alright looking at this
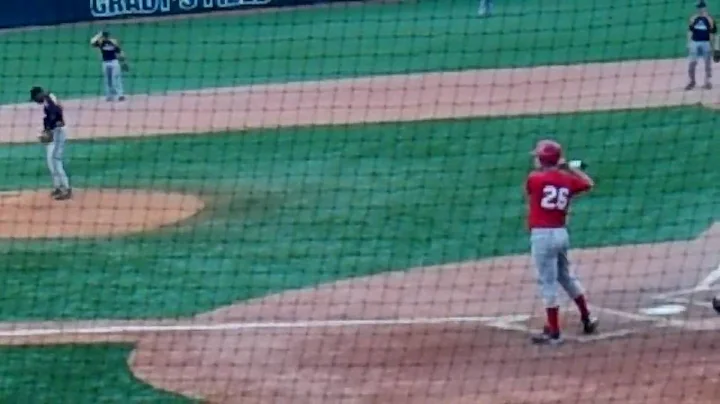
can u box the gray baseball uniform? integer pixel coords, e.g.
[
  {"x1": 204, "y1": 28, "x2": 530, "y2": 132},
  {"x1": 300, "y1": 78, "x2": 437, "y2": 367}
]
[
  {"x1": 42, "y1": 94, "x2": 71, "y2": 192},
  {"x1": 530, "y1": 228, "x2": 584, "y2": 308},
  {"x1": 526, "y1": 169, "x2": 591, "y2": 309},
  {"x1": 526, "y1": 146, "x2": 597, "y2": 343},
  {"x1": 92, "y1": 35, "x2": 125, "y2": 101},
  {"x1": 478, "y1": 0, "x2": 493, "y2": 16},
  {"x1": 102, "y1": 59, "x2": 125, "y2": 100},
  {"x1": 46, "y1": 127, "x2": 70, "y2": 191},
  {"x1": 687, "y1": 13, "x2": 716, "y2": 88}
]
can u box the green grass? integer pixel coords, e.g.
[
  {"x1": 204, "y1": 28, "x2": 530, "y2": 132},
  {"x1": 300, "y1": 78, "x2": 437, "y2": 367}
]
[
  {"x1": 0, "y1": 106, "x2": 716, "y2": 321},
  {"x1": 0, "y1": 0, "x2": 689, "y2": 103},
  {"x1": 0, "y1": 345, "x2": 191, "y2": 403}
]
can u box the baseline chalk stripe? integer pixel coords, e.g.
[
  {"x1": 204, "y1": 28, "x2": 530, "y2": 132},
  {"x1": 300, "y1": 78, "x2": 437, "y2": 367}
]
[
  {"x1": 0, "y1": 315, "x2": 532, "y2": 338},
  {"x1": 695, "y1": 262, "x2": 720, "y2": 291}
]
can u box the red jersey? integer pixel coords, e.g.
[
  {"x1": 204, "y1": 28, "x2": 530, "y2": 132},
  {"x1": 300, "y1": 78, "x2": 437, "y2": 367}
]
[{"x1": 525, "y1": 169, "x2": 591, "y2": 229}]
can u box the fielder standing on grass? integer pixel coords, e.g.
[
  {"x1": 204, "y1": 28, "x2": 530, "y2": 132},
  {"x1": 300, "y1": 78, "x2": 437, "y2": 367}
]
[
  {"x1": 90, "y1": 31, "x2": 129, "y2": 101},
  {"x1": 525, "y1": 139, "x2": 598, "y2": 345},
  {"x1": 30, "y1": 86, "x2": 72, "y2": 201},
  {"x1": 686, "y1": 1, "x2": 720, "y2": 90},
  {"x1": 477, "y1": 0, "x2": 493, "y2": 17}
]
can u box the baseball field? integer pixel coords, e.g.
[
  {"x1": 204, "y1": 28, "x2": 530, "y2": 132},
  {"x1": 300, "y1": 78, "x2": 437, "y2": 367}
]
[{"x1": 0, "y1": 0, "x2": 719, "y2": 402}]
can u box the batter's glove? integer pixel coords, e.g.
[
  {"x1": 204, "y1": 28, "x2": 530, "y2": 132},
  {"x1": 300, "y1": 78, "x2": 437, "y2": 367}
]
[
  {"x1": 713, "y1": 49, "x2": 720, "y2": 63},
  {"x1": 38, "y1": 129, "x2": 53, "y2": 144},
  {"x1": 713, "y1": 296, "x2": 720, "y2": 314},
  {"x1": 558, "y1": 159, "x2": 587, "y2": 170}
]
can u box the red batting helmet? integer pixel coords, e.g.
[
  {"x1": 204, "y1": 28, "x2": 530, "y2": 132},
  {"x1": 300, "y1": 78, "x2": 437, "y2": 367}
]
[{"x1": 531, "y1": 139, "x2": 563, "y2": 166}]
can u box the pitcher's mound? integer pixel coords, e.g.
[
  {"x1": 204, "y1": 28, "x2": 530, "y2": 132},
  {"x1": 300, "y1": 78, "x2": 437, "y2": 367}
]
[{"x1": 0, "y1": 189, "x2": 205, "y2": 239}]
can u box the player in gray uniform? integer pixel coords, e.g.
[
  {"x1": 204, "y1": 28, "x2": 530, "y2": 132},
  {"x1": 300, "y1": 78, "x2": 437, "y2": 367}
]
[
  {"x1": 478, "y1": 0, "x2": 493, "y2": 16},
  {"x1": 526, "y1": 140, "x2": 598, "y2": 345},
  {"x1": 30, "y1": 86, "x2": 72, "y2": 200},
  {"x1": 686, "y1": 1, "x2": 718, "y2": 90},
  {"x1": 90, "y1": 31, "x2": 129, "y2": 101}
]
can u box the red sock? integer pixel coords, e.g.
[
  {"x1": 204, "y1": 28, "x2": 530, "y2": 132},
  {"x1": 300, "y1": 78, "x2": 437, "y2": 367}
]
[
  {"x1": 546, "y1": 307, "x2": 560, "y2": 335},
  {"x1": 574, "y1": 295, "x2": 590, "y2": 319}
]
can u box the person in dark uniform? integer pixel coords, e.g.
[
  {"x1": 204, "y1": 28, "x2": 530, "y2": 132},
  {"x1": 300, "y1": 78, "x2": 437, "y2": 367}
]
[
  {"x1": 687, "y1": 1, "x2": 718, "y2": 90},
  {"x1": 30, "y1": 86, "x2": 72, "y2": 201},
  {"x1": 90, "y1": 31, "x2": 129, "y2": 101}
]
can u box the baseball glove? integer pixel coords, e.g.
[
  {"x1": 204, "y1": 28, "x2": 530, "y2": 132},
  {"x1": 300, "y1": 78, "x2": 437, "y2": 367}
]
[
  {"x1": 713, "y1": 49, "x2": 720, "y2": 63},
  {"x1": 38, "y1": 129, "x2": 53, "y2": 144},
  {"x1": 121, "y1": 61, "x2": 130, "y2": 72}
]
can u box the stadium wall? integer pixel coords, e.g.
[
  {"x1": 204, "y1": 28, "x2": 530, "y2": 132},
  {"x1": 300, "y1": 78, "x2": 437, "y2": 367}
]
[{"x1": 0, "y1": 0, "x2": 365, "y2": 29}]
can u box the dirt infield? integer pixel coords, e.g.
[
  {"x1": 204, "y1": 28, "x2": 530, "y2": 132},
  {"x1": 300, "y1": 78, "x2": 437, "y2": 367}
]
[
  {"x1": 129, "y1": 221, "x2": 720, "y2": 403},
  {"x1": 0, "y1": 58, "x2": 716, "y2": 143},
  {"x1": 0, "y1": 189, "x2": 204, "y2": 238},
  {"x1": 0, "y1": 222, "x2": 716, "y2": 402},
  {"x1": 0, "y1": 58, "x2": 719, "y2": 402}
]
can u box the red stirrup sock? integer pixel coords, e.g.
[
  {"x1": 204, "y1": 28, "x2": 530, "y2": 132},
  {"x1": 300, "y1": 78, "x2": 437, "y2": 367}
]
[
  {"x1": 574, "y1": 295, "x2": 591, "y2": 319},
  {"x1": 546, "y1": 307, "x2": 560, "y2": 335}
]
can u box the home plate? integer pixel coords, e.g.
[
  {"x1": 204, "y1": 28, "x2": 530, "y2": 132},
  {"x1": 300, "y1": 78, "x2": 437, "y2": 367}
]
[{"x1": 639, "y1": 304, "x2": 687, "y2": 316}]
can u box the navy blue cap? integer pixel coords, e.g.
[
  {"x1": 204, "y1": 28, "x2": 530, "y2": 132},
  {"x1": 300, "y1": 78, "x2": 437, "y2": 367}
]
[
  {"x1": 29, "y1": 86, "x2": 43, "y2": 101},
  {"x1": 698, "y1": 1, "x2": 707, "y2": 8}
]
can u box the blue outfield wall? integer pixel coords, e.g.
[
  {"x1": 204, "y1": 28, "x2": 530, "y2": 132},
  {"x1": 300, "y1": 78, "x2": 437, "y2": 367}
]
[{"x1": 0, "y1": 0, "x2": 365, "y2": 29}]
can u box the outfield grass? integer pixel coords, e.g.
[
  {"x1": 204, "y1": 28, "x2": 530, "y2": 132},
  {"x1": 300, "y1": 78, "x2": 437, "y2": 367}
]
[
  {"x1": 0, "y1": 0, "x2": 687, "y2": 103},
  {"x1": 0, "y1": 107, "x2": 716, "y2": 322}
]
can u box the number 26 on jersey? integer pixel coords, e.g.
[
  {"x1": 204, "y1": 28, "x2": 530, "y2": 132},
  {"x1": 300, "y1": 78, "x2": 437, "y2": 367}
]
[{"x1": 540, "y1": 185, "x2": 569, "y2": 210}]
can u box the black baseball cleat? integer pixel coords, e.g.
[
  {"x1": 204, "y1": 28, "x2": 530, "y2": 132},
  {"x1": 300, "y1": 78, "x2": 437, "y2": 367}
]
[
  {"x1": 53, "y1": 188, "x2": 72, "y2": 201},
  {"x1": 712, "y1": 296, "x2": 720, "y2": 314},
  {"x1": 581, "y1": 316, "x2": 599, "y2": 335},
  {"x1": 531, "y1": 330, "x2": 564, "y2": 346},
  {"x1": 118, "y1": 96, "x2": 126, "y2": 101},
  {"x1": 50, "y1": 188, "x2": 62, "y2": 198},
  {"x1": 704, "y1": 82, "x2": 713, "y2": 90},
  {"x1": 685, "y1": 81, "x2": 697, "y2": 90}
]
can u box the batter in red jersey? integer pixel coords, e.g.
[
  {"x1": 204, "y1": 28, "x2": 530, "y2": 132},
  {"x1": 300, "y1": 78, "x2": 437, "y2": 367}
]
[{"x1": 525, "y1": 139, "x2": 598, "y2": 345}]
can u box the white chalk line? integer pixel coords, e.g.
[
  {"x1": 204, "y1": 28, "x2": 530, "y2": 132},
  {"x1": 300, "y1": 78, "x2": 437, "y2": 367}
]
[
  {"x1": 695, "y1": 260, "x2": 720, "y2": 290},
  {"x1": 0, "y1": 315, "x2": 532, "y2": 338},
  {"x1": 574, "y1": 305, "x2": 659, "y2": 342},
  {"x1": 481, "y1": 305, "x2": 653, "y2": 343},
  {"x1": 651, "y1": 288, "x2": 706, "y2": 300},
  {"x1": 574, "y1": 329, "x2": 637, "y2": 342},
  {"x1": 495, "y1": 323, "x2": 638, "y2": 343},
  {"x1": 649, "y1": 259, "x2": 720, "y2": 302},
  {"x1": 590, "y1": 305, "x2": 660, "y2": 323},
  {"x1": 0, "y1": 190, "x2": 22, "y2": 200},
  {"x1": 4, "y1": 262, "x2": 720, "y2": 343},
  {"x1": 658, "y1": 296, "x2": 714, "y2": 309},
  {"x1": 592, "y1": 304, "x2": 720, "y2": 332},
  {"x1": 0, "y1": 307, "x2": 708, "y2": 344},
  {"x1": 0, "y1": 313, "x2": 629, "y2": 345}
]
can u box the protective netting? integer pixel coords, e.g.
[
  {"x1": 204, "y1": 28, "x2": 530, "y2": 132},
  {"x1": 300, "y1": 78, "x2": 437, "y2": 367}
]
[{"x1": 0, "y1": 0, "x2": 718, "y2": 402}]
